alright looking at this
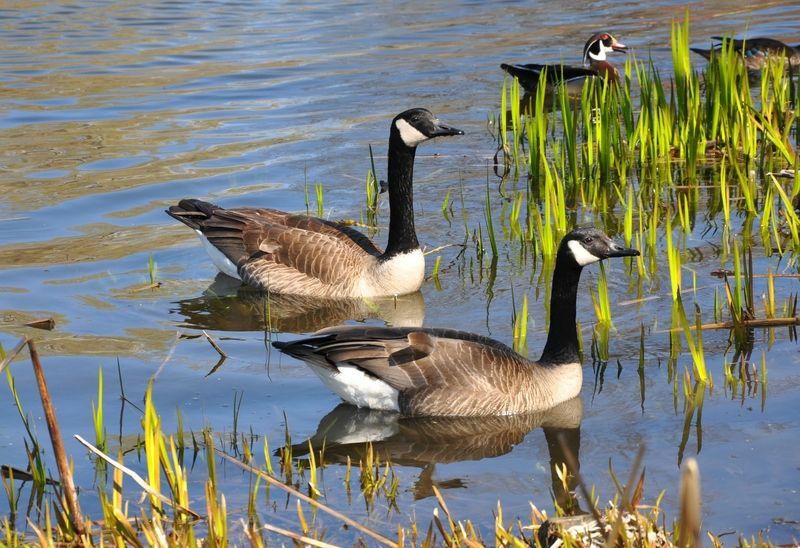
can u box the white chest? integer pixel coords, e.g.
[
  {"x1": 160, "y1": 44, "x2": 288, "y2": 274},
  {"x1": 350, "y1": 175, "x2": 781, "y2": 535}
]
[
  {"x1": 547, "y1": 362, "x2": 583, "y2": 406},
  {"x1": 361, "y1": 249, "x2": 425, "y2": 297}
]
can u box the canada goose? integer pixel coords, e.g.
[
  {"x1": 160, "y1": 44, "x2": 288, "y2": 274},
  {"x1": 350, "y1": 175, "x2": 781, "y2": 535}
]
[
  {"x1": 691, "y1": 36, "x2": 800, "y2": 72},
  {"x1": 166, "y1": 108, "x2": 463, "y2": 299},
  {"x1": 273, "y1": 227, "x2": 639, "y2": 417},
  {"x1": 501, "y1": 32, "x2": 628, "y2": 98}
]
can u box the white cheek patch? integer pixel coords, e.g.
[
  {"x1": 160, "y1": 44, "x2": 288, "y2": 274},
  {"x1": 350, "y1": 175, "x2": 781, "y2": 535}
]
[
  {"x1": 395, "y1": 118, "x2": 429, "y2": 147},
  {"x1": 567, "y1": 239, "x2": 601, "y2": 266},
  {"x1": 589, "y1": 42, "x2": 613, "y2": 62}
]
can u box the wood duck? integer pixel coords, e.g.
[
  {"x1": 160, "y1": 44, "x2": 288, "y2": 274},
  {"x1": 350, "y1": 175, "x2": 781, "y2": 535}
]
[
  {"x1": 691, "y1": 36, "x2": 800, "y2": 72},
  {"x1": 501, "y1": 32, "x2": 628, "y2": 98}
]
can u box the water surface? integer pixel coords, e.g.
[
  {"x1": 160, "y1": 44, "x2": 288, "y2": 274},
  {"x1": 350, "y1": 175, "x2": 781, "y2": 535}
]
[{"x1": 2, "y1": 0, "x2": 800, "y2": 543}]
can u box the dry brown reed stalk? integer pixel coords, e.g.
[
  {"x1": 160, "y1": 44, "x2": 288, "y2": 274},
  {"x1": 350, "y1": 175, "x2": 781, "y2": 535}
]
[
  {"x1": 202, "y1": 330, "x2": 227, "y2": 359},
  {"x1": 215, "y1": 448, "x2": 395, "y2": 547},
  {"x1": 260, "y1": 523, "x2": 341, "y2": 547},
  {"x1": 665, "y1": 317, "x2": 800, "y2": 332},
  {"x1": 24, "y1": 318, "x2": 55, "y2": 330},
  {"x1": 677, "y1": 458, "x2": 701, "y2": 548},
  {"x1": 27, "y1": 339, "x2": 86, "y2": 536},
  {"x1": 149, "y1": 330, "x2": 181, "y2": 383}
]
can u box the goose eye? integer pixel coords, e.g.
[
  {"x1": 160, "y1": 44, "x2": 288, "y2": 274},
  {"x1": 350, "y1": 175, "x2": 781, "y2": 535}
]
[{"x1": 583, "y1": 236, "x2": 594, "y2": 244}]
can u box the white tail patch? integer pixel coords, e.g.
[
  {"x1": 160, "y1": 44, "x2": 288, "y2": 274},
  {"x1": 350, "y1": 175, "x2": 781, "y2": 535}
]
[
  {"x1": 567, "y1": 239, "x2": 601, "y2": 266},
  {"x1": 198, "y1": 231, "x2": 241, "y2": 280},
  {"x1": 309, "y1": 364, "x2": 400, "y2": 411},
  {"x1": 395, "y1": 118, "x2": 428, "y2": 147}
]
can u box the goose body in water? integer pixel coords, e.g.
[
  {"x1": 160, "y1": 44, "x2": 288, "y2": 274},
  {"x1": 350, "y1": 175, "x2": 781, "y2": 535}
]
[
  {"x1": 273, "y1": 227, "x2": 639, "y2": 417},
  {"x1": 166, "y1": 108, "x2": 463, "y2": 299}
]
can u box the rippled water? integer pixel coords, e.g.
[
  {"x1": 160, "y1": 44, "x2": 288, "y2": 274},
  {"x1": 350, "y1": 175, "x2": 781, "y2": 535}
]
[{"x1": 2, "y1": 0, "x2": 800, "y2": 544}]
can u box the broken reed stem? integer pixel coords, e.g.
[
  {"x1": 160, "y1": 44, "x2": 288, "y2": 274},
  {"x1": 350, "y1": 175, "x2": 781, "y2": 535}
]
[
  {"x1": 666, "y1": 316, "x2": 800, "y2": 332},
  {"x1": 73, "y1": 434, "x2": 202, "y2": 520},
  {"x1": 215, "y1": 448, "x2": 395, "y2": 547},
  {"x1": 202, "y1": 330, "x2": 227, "y2": 358},
  {"x1": 27, "y1": 339, "x2": 86, "y2": 536},
  {"x1": 260, "y1": 523, "x2": 340, "y2": 548},
  {"x1": 149, "y1": 331, "x2": 181, "y2": 384},
  {"x1": 0, "y1": 336, "x2": 28, "y2": 375},
  {"x1": 677, "y1": 458, "x2": 701, "y2": 548}
]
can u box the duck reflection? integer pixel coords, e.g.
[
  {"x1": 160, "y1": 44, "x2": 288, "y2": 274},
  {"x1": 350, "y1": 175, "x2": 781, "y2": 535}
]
[
  {"x1": 286, "y1": 397, "x2": 584, "y2": 509},
  {"x1": 172, "y1": 275, "x2": 426, "y2": 333}
]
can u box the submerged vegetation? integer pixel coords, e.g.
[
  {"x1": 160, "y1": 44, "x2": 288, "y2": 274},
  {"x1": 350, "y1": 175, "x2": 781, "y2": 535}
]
[{"x1": 2, "y1": 15, "x2": 799, "y2": 546}]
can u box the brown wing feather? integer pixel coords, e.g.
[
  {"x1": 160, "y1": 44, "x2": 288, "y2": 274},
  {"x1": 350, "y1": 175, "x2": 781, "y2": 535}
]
[
  {"x1": 168, "y1": 199, "x2": 383, "y2": 292},
  {"x1": 280, "y1": 326, "x2": 536, "y2": 415}
]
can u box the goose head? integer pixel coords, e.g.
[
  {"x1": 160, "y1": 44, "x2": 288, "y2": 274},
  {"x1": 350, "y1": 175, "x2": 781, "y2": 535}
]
[
  {"x1": 561, "y1": 227, "x2": 639, "y2": 267},
  {"x1": 392, "y1": 108, "x2": 464, "y2": 148},
  {"x1": 583, "y1": 32, "x2": 627, "y2": 64}
]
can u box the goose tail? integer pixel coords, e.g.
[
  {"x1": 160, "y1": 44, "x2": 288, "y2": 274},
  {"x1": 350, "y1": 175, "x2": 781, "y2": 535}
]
[
  {"x1": 273, "y1": 336, "x2": 338, "y2": 372},
  {"x1": 166, "y1": 198, "x2": 220, "y2": 230}
]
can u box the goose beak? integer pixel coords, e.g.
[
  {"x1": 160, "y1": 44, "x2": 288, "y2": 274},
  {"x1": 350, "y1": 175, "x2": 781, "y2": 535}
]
[
  {"x1": 430, "y1": 122, "x2": 465, "y2": 137},
  {"x1": 605, "y1": 240, "x2": 639, "y2": 258},
  {"x1": 612, "y1": 40, "x2": 628, "y2": 53}
]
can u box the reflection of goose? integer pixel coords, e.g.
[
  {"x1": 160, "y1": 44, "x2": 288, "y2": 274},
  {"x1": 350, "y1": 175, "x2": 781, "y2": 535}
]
[
  {"x1": 287, "y1": 397, "x2": 583, "y2": 504},
  {"x1": 274, "y1": 228, "x2": 638, "y2": 416},
  {"x1": 166, "y1": 108, "x2": 463, "y2": 299},
  {"x1": 172, "y1": 275, "x2": 426, "y2": 333}
]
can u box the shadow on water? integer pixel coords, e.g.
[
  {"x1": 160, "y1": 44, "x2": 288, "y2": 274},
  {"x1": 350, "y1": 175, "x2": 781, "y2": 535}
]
[
  {"x1": 172, "y1": 274, "x2": 426, "y2": 333},
  {"x1": 285, "y1": 397, "x2": 584, "y2": 512}
]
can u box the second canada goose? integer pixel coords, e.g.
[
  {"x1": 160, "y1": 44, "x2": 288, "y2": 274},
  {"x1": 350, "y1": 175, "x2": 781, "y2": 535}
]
[
  {"x1": 273, "y1": 227, "x2": 639, "y2": 417},
  {"x1": 166, "y1": 108, "x2": 463, "y2": 299}
]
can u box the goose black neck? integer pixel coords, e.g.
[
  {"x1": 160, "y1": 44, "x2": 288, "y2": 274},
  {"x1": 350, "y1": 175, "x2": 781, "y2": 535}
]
[
  {"x1": 383, "y1": 132, "x2": 419, "y2": 258},
  {"x1": 539, "y1": 254, "x2": 583, "y2": 365}
]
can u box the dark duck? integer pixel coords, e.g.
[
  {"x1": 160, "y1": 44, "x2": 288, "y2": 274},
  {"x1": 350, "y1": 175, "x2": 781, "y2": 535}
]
[{"x1": 691, "y1": 36, "x2": 800, "y2": 72}]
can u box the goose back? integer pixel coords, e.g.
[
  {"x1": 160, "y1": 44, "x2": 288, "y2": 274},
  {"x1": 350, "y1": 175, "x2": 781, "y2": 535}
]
[
  {"x1": 274, "y1": 325, "x2": 582, "y2": 417},
  {"x1": 167, "y1": 198, "x2": 411, "y2": 298}
]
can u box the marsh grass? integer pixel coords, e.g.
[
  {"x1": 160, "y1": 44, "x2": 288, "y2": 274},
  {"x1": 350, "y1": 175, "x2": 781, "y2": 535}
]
[
  {"x1": 0, "y1": 352, "x2": 782, "y2": 546},
  {"x1": 490, "y1": 16, "x2": 799, "y2": 414},
  {"x1": 497, "y1": 15, "x2": 799, "y2": 270},
  {"x1": 364, "y1": 143, "x2": 380, "y2": 228}
]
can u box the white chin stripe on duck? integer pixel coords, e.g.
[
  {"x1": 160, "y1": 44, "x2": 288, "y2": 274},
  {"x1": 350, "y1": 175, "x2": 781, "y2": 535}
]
[
  {"x1": 567, "y1": 239, "x2": 602, "y2": 266},
  {"x1": 395, "y1": 118, "x2": 429, "y2": 147},
  {"x1": 589, "y1": 41, "x2": 614, "y2": 62}
]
